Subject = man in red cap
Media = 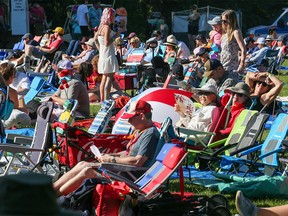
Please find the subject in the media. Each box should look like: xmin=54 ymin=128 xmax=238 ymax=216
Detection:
xmin=54 ymin=99 xmax=160 ymax=196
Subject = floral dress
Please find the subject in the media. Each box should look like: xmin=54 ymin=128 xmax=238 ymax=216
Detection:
xmin=220 ymin=33 xmax=239 ymax=72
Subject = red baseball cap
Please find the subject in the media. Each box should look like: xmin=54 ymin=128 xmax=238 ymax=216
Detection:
xmin=121 ymin=100 xmax=152 ymax=119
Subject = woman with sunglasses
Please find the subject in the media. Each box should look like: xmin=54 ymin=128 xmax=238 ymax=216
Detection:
xmin=219 ymin=82 xmax=251 ymax=137
xmin=174 ymin=84 xmax=219 ymax=136
xmin=245 ymin=72 xmax=283 ymax=114
xmin=220 ymin=10 xmax=246 ymax=74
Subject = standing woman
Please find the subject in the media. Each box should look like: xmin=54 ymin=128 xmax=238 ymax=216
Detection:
xmin=220 ymin=10 xmax=246 ymax=73
xmin=187 ymin=5 xmax=200 ymax=51
xmin=95 ymin=8 xmax=119 ymax=101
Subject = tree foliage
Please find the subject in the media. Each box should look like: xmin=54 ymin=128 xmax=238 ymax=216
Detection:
xmin=42 ymin=0 xmax=288 ymax=38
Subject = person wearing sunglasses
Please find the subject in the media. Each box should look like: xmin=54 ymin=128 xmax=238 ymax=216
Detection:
xmin=174 ymin=84 xmax=219 ymax=138
xmin=219 ymin=82 xmax=251 ymax=137
xmin=220 ymin=10 xmax=246 ymax=74
xmin=245 ymin=72 xmax=283 ymax=114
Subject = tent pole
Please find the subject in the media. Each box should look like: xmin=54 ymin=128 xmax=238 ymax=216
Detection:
xmin=112 ymin=0 xmax=116 ymax=8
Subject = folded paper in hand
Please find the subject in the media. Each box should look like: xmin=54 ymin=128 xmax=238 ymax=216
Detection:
xmin=90 ymin=145 xmax=101 ymax=158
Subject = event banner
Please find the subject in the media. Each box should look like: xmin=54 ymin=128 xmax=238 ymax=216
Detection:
xmin=11 ymin=0 xmax=29 ymax=35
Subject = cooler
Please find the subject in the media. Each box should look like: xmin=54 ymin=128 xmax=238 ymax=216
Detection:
xmin=114 ymin=72 xmax=137 ymax=96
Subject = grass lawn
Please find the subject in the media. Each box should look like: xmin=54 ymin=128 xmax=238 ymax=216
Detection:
xmin=89 ymin=75 xmax=288 ymax=214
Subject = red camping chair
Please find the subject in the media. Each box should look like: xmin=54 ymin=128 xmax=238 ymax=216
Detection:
xmin=53 ymin=122 xmax=132 ymax=169
xmin=93 ymin=142 xmax=230 ymax=216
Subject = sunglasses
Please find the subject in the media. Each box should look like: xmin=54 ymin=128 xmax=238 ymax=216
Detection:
xmin=221 ymin=19 xmax=229 ymax=24
xmin=233 ymin=93 xmax=245 ymax=97
xmin=198 ymin=92 xmax=213 ymax=96
xmin=256 ymin=81 xmax=269 ymax=87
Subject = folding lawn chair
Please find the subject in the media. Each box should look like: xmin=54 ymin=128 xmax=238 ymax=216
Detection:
xmin=96 ymin=142 xmax=231 ymax=215
xmin=24 ymin=76 xmax=46 ymax=113
xmin=0 ymin=101 xmax=55 ymax=176
xmin=219 ymin=113 xmax=288 ymax=176
xmin=195 ymin=109 xmax=259 ymax=170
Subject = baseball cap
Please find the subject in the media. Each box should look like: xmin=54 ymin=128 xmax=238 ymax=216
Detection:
xmin=127 ymin=32 xmax=137 ymax=39
xmin=207 ymin=16 xmax=221 ymax=25
xmin=22 ymin=33 xmax=33 ymax=40
xmin=254 ymin=37 xmax=265 ymax=45
xmin=121 ymin=100 xmax=152 ymax=119
xmin=53 ymin=27 xmax=65 ymax=35
xmin=57 ymin=59 xmax=73 ymax=70
xmin=203 ymin=59 xmax=222 ymax=77
xmin=195 ymin=34 xmax=206 ymax=41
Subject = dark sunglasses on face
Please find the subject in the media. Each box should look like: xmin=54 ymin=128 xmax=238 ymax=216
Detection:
xmin=233 ymin=92 xmax=245 ymax=97
xmin=221 ymin=19 xmax=229 ymax=24
xmin=198 ymin=92 xmax=212 ymax=96
xmin=256 ymin=81 xmax=268 ymax=87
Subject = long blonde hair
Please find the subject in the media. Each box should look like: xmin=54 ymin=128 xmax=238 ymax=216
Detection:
xmin=222 ymin=10 xmax=239 ymax=42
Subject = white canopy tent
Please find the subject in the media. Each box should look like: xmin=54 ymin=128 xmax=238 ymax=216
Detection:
xmin=171 ymin=6 xmax=242 ymax=34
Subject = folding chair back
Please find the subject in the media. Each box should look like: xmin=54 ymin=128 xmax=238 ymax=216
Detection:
xmin=261 ymin=114 xmax=288 ymax=171
xmin=224 ymin=109 xmax=258 ymax=155
xmin=230 ymin=113 xmax=270 ymax=158
xmin=87 ymin=100 xmax=115 ymax=135
xmin=138 ymin=143 xmax=187 ymax=196
xmin=24 ymin=76 xmax=46 ymax=111
xmin=29 ymin=101 xmax=54 ymax=164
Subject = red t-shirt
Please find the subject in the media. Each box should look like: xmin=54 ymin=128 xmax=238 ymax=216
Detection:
xmin=47 ymin=37 xmax=63 ymax=50
xmin=86 ymin=70 xmax=102 ymax=90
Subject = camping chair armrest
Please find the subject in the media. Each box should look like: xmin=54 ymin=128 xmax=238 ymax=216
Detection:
xmin=6 ymin=134 xmax=33 ymax=145
xmin=100 ymin=163 xmax=148 ymax=172
xmin=96 ymin=167 xmax=144 ymax=194
xmin=207 ymin=138 xmax=228 ymax=149
xmin=230 ymin=144 xmax=259 ymax=156
xmin=177 ymin=127 xmax=215 ymax=143
xmin=28 ymin=72 xmax=51 ymax=77
xmin=0 ymin=144 xmax=44 ymax=154
xmin=100 ymin=163 xmax=148 ymax=181
xmin=211 ymin=143 xmax=238 ymax=157
xmin=258 ymin=147 xmax=283 ymax=160
xmin=238 ymin=144 xmax=262 ymax=157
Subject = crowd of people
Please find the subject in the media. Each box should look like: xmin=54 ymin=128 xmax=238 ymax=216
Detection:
xmin=0 ymin=2 xmax=287 ymax=216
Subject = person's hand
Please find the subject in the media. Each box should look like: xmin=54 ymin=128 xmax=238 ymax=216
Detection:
xmin=99 ymin=154 xmax=113 ymax=163
xmin=254 ymin=72 xmax=269 ymax=82
xmin=237 ymin=64 xmax=244 ymax=74
xmin=174 ymin=104 xmax=181 ymax=112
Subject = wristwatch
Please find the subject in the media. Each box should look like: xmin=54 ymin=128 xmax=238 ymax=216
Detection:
xmin=111 ymin=156 xmax=116 ymax=163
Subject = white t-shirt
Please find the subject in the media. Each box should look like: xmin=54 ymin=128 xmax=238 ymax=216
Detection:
xmin=177 ymin=41 xmax=190 ymax=59
xmin=77 ymin=4 xmax=89 ymax=26
xmin=10 ymin=71 xmax=30 ymax=97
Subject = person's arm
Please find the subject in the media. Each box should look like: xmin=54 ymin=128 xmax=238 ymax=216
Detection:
xmin=234 ymin=29 xmax=246 ymax=72
xmin=261 ymin=73 xmax=283 ymax=105
xmin=245 ymin=72 xmax=259 ymax=90
xmin=85 ymin=12 xmax=91 ymax=31
xmin=9 ymin=88 xmax=19 ymax=109
xmin=51 ymin=94 xmax=66 ymax=106
xmin=100 ymin=154 xmax=148 ymax=167
xmin=248 ymin=48 xmax=267 ymax=64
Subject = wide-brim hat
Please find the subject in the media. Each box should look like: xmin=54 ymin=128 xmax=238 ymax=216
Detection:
xmin=0 ymin=173 xmax=81 ymax=216
xmin=85 ymin=38 xmax=96 ymax=49
xmin=116 ymin=7 xmax=127 ymax=16
xmin=164 ymin=35 xmax=177 ymax=47
xmin=193 ymin=84 xmax=220 ymax=102
xmin=224 ymin=82 xmax=251 ymax=98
